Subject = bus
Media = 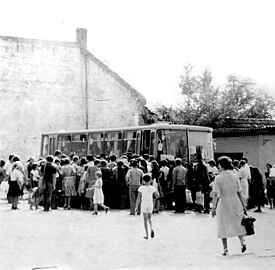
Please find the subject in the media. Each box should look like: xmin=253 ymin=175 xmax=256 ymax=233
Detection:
xmin=40 ymin=123 xmax=214 ymax=163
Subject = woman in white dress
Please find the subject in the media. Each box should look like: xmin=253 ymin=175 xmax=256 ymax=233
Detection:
xmin=7 ymin=161 xmax=24 ymax=210
xmin=92 ymin=171 xmax=109 ymax=215
xmin=211 ymin=156 xmax=247 ymax=255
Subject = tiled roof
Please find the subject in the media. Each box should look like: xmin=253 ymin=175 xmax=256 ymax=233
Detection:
xmin=214 ymin=118 xmax=275 ymax=134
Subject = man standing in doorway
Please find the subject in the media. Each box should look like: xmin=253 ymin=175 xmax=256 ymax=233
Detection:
xmin=126 ymin=159 xmax=144 ymax=215
xmin=172 ymin=158 xmax=187 ymax=213
xmin=194 ymin=154 xmax=211 ymax=214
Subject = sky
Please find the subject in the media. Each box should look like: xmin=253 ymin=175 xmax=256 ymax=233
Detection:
xmin=1 ymin=0 xmax=275 ymax=109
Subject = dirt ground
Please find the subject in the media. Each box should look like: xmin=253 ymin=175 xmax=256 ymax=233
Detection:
xmin=0 ymin=190 xmax=275 ymax=270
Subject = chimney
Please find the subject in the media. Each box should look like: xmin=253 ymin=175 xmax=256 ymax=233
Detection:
xmin=76 ymin=28 xmax=87 ymax=49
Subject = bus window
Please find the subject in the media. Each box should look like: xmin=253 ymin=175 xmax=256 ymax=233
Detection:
xmin=72 ymin=134 xmax=87 ymax=157
xmin=158 ymin=129 xmax=188 ymax=162
xmin=41 ymin=135 xmax=49 ymax=157
xmin=88 ymin=133 xmax=103 ymax=157
xmin=104 ymin=132 xmax=122 ymax=157
xmin=188 ymin=131 xmax=213 ymax=162
xmin=57 ymin=135 xmax=72 ymax=156
xmin=122 ymin=131 xmax=136 ymax=154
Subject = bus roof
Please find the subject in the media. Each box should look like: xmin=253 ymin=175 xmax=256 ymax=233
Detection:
xmin=41 ymin=123 xmax=213 ymax=136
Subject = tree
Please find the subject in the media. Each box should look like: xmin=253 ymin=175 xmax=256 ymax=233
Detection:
xmin=221 ymin=75 xmax=274 ymax=119
xmin=178 ymin=64 xmax=223 ymax=127
xmin=155 ymin=64 xmax=275 ymax=127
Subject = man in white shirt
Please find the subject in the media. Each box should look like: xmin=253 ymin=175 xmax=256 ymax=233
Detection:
xmin=242 ymin=157 xmax=251 ymax=181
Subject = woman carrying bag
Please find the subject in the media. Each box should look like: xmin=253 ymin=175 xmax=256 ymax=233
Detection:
xmin=211 ymin=156 xmax=247 ymax=256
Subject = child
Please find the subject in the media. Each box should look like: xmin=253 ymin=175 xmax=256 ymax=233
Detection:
xmin=30 ymin=163 xmax=39 ymax=188
xmin=29 ymin=163 xmax=40 ymax=210
xmin=92 ymin=171 xmax=109 ymax=215
xmin=135 ymin=174 xmax=159 ymax=239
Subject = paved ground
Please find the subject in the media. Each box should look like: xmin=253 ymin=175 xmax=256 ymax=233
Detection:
xmin=0 ymin=190 xmax=275 ymax=270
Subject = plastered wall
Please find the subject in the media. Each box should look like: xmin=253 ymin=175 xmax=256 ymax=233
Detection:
xmin=0 ymin=33 xmax=146 ymax=162
xmin=215 ymin=135 xmax=275 ymax=180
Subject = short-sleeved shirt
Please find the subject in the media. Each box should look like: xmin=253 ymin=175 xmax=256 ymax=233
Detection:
xmin=4 ymin=161 xmax=12 ymax=176
xmin=160 ymin=166 xmax=169 ymax=181
xmin=10 ymin=169 xmax=24 ymax=182
xmin=138 ymin=185 xmax=157 ymax=205
xmin=172 ymin=165 xmax=187 ymax=186
xmin=31 ymin=169 xmax=40 ymax=182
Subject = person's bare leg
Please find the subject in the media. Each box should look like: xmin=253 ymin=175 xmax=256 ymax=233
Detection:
xmin=68 ymin=196 xmax=71 ymax=209
xmin=148 ymin=213 xmax=154 ymax=238
xmin=89 ymin=198 xmax=93 ymax=210
xmin=64 ymin=197 xmax=68 ymax=209
xmin=222 ymin=238 xmax=228 ymax=255
xmin=143 ymin=213 xmax=148 ymax=239
xmin=238 ymin=235 xmax=246 ymax=253
xmin=99 ymin=203 xmax=109 ymax=213
xmin=93 ymin=203 xmax=98 ymax=214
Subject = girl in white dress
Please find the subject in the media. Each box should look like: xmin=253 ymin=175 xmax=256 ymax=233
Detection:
xmin=92 ymin=171 xmax=109 ymax=215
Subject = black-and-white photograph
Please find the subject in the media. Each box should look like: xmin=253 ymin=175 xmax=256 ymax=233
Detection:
xmin=0 ymin=0 xmax=275 ymax=269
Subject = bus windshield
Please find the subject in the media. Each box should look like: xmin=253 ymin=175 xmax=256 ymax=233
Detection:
xmin=157 ymin=129 xmax=188 ymax=162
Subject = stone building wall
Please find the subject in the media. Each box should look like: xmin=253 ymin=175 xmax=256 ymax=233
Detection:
xmin=0 ymin=29 xmax=146 ymax=161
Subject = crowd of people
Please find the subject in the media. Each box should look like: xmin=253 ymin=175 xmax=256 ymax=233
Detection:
xmin=0 ymin=151 xmax=271 ymax=215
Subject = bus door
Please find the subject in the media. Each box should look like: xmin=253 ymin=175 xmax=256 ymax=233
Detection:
xmin=141 ymin=130 xmax=156 ymax=156
xmin=136 ymin=130 xmax=141 ymax=156
xmin=41 ymin=135 xmax=49 ymax=157
xmin=57 ymin=134 xmax=72 ymax=156
xmin=48 ymin=134 xmax=57 ymax=156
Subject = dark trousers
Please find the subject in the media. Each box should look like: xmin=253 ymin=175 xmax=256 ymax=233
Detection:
xmin=103 ymin=181 xmax=112 ymax=207
xmin=203 ymin=192 xmax=210 ymax=213
xmin=43 ymin=184 xmax=53 ymax=211
xmin=51 ymin=190 xmax=57 ymax=209
xmin=174 ymin=185 xmax=186 ymax=213
xmin=129 ymin=185 xmax=140 ymax=214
